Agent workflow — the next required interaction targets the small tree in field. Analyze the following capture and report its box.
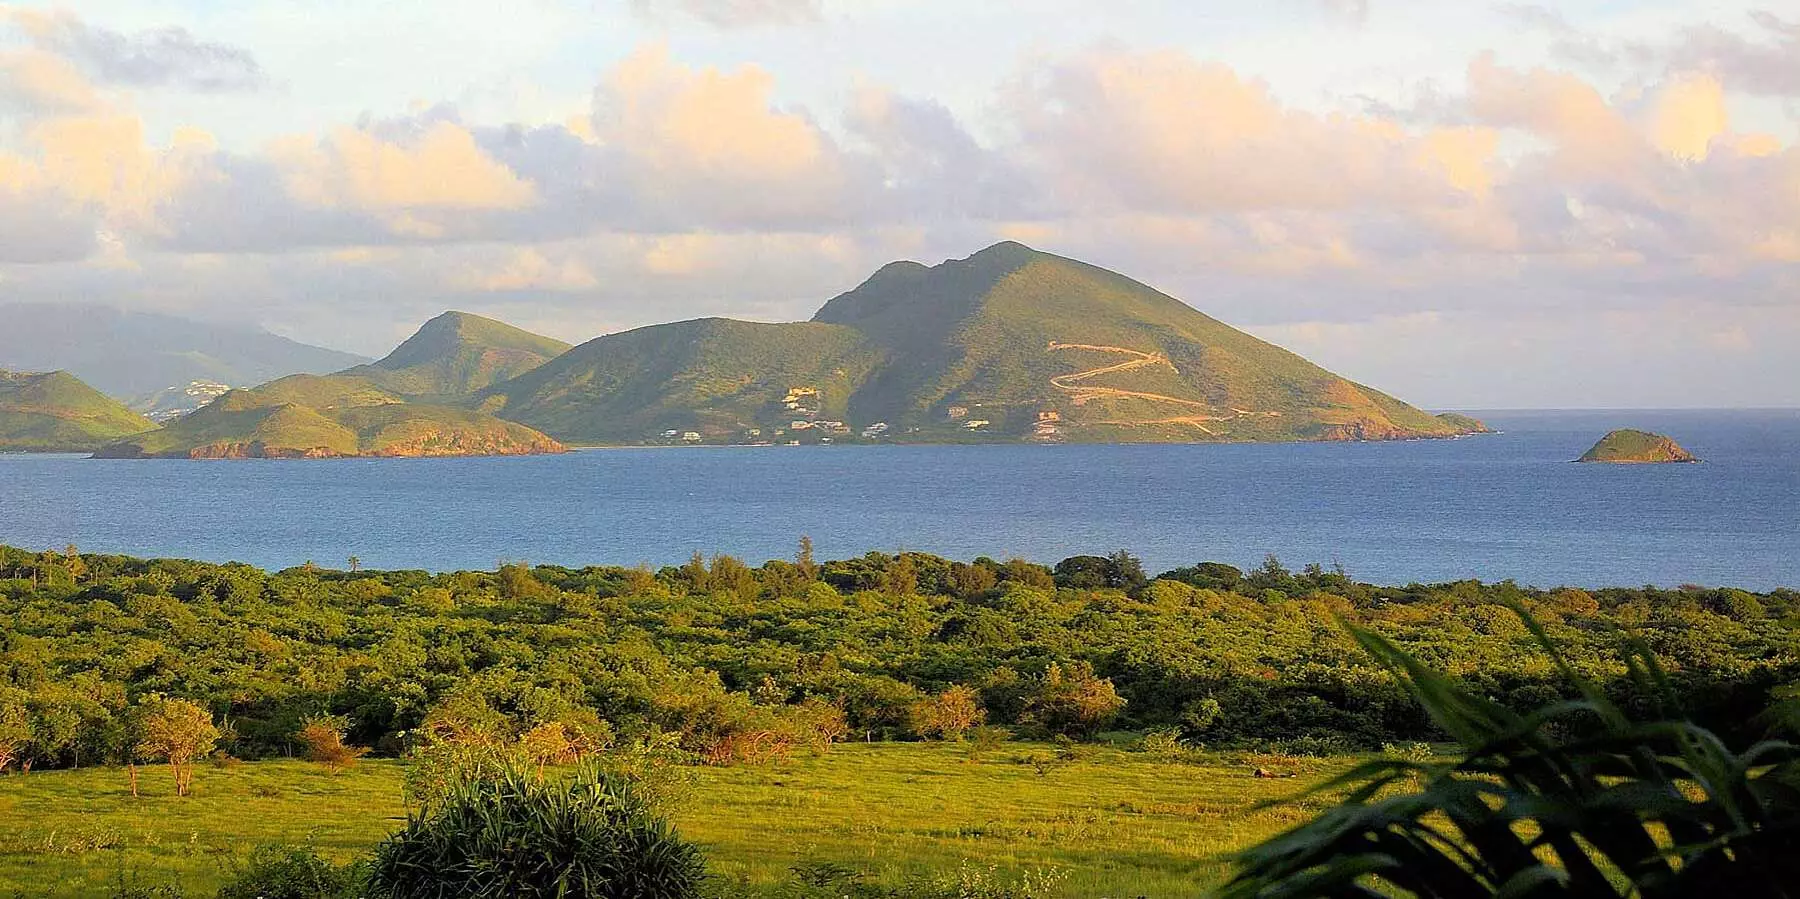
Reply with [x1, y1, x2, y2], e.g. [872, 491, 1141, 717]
[910, 685, 986, 741]
[136, 697, 218, 796]
[1025, 662, 1125, 738]
[298, 715, 370, 774]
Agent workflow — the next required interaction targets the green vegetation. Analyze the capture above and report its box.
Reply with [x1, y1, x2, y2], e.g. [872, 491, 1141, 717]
[369, 763, 704, 898]
[486, 242, 1485, 445]
[1578, 428, 1699, 463]
[1, 544, 1796, 896]
[0, 746, 1349, 897]
[0, 370, 155, 452]
[343, 311, 571, 400]
[487, 318, 882, 444]
[1220, 614, 1800, 897]
[94, 387, 562, 458]
[0, 544, 1792, 768]
[1433, 411, 1490, 433]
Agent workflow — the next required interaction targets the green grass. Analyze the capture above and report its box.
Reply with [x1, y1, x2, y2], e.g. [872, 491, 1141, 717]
[0, 743, 1352, 897]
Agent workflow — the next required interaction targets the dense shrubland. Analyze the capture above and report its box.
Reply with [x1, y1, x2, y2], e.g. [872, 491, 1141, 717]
[1, 543, 1796, 779]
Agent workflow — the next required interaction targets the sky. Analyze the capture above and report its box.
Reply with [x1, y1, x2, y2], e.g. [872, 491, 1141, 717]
[1, 0, 1797, 408]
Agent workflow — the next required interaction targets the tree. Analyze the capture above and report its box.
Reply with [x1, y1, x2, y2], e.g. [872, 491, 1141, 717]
[883, 553, 918, 599]
[708, 554, 758, 601]
[1026, 662, 1125, 738]
[0, 693, 29, 773]
[949, 561, 998, 598]
[910, 685, 986, 741]
[795, 536, 818, 581]
[516, 721, 605, 778]
[1247, 553, 1299, 595]
[136, 697, 219, 796]
[347, 555, 361, 573]
[297, 715, 370, 774]
[1105, 550, 1148, 592]
[1053, 555, 1112, 589]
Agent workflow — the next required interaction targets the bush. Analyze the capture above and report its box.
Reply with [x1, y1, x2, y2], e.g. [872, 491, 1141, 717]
[297, 716, 370, 774]
[1135, 727, 1191, 759]
[368, 763, 706, 899]
[217, 845, 365, 899]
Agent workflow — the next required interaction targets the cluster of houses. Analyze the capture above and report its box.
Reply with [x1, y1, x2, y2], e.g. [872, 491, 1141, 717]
[652, 386, 1068, 445]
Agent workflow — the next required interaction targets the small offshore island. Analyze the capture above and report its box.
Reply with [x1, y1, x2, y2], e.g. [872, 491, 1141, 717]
[1578, 428, 1699, 464]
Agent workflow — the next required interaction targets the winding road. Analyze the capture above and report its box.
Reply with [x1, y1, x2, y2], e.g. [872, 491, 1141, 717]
[1045, 342, 1272, 431]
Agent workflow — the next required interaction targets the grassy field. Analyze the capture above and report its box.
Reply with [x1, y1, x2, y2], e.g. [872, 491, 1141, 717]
[0, 743, 1351, 898]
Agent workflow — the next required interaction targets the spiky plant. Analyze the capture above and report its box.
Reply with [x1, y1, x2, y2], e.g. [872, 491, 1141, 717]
[1218, 608, 1800, 898]
[367, 762, 705, 899]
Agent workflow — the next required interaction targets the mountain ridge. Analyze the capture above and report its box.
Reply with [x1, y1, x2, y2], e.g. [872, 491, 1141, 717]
[486, 242, 1482, 445]
[0, 303, 368, 401]
[94, 313, 568, 459]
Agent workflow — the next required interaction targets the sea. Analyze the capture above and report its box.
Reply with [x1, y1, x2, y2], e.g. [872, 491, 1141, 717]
[1, 410, 1795, 590]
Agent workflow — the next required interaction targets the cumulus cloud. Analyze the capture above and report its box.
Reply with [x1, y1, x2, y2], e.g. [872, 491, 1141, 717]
[0, 7, 1796, 407]
[1502, 6, 1800, 96]
[0, 49, 103, 115]
[274, 122, 537, 219]
[628, 0, 822, 29]
[447, 247, 599, 293]
[2, 7, 266, 92]
[587, 45, 861, 228]
[1005, 48, 1497, 214]
[1643, 11, 1800, 97]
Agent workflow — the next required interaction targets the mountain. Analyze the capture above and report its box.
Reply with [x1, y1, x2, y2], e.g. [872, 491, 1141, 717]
[486, 242, 1484, 445]
[95, 315, 569, 459]
[0, 370, 155, 452]
[340, 311, 571, 399]
[1577, 429, 1698, 464]
[0, 303, 368, 401]
[488, 317, 881, 441]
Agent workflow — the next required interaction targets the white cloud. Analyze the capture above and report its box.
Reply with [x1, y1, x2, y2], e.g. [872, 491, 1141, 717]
[1, 7, 266, 91]
[627, 0, 823, 29]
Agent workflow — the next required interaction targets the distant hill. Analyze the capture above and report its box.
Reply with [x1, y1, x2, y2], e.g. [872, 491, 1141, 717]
[95, 315, 568, 459]
[341, 311, 571, 399]
[1434, 413, 1491, 434]
[0, 303, 368, 401]
[1578, 429, 1698, 464]
[487, 242, 1483, 445]
[0, 370, 155, 452]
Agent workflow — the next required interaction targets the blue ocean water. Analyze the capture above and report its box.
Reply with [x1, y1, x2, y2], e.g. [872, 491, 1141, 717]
[1, 410, 1795, 589]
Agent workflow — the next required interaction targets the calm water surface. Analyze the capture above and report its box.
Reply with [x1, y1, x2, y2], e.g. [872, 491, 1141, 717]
[2, 410, 1795, 588]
